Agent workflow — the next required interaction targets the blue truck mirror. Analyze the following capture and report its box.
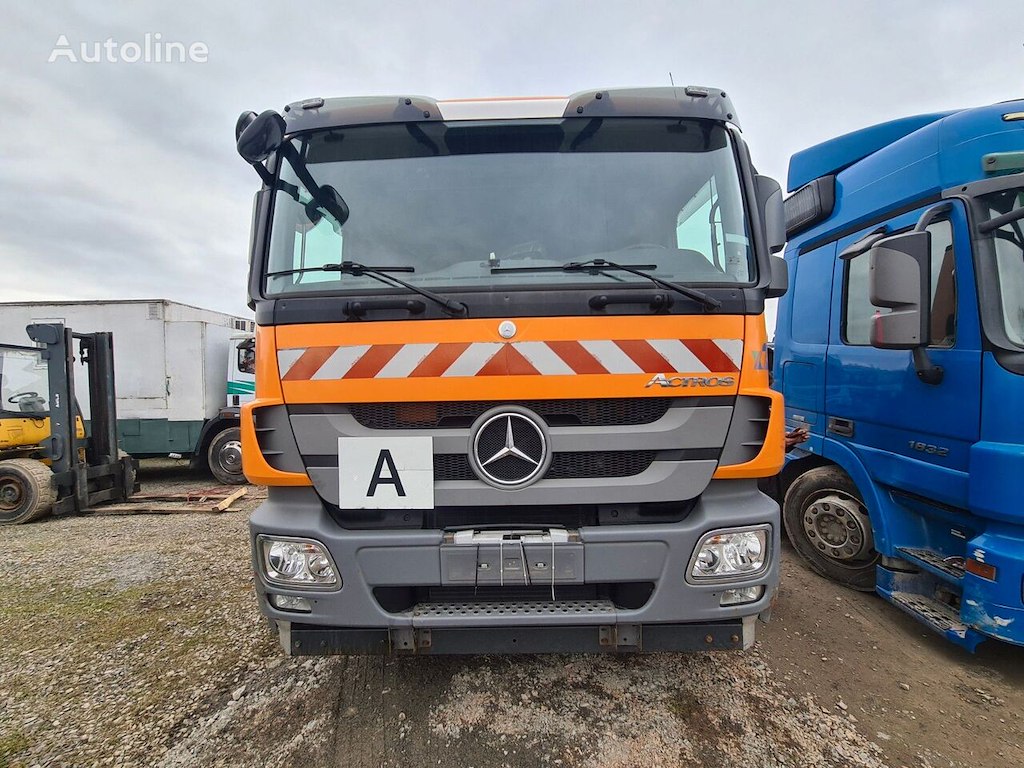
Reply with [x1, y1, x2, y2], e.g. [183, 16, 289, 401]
[755, 175, 786, 253]
[867, 230, 931, 349]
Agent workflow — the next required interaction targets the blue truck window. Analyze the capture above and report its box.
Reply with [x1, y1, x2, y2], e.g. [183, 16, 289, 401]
[842, 219, 956, 347]
[984, 189, 1024, 345]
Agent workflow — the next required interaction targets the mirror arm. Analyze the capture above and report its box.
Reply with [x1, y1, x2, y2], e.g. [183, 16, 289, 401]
[250, 162, 274, 186]
[912, 347, 944, 385]
[914, 202, 953, 233]
[839, 227, 888, 260]
[279, 143, 349, 227]
[280, 143, 321, 198]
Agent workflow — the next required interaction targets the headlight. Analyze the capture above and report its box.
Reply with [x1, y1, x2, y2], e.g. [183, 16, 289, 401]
[259, 537, 339, 588]
[690, 527, 769, 580]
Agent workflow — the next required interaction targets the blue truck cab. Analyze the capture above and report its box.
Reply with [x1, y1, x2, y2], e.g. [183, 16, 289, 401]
[773, 100, 1024, 650]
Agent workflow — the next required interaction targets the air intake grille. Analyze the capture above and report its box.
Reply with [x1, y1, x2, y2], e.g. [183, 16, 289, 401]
[350, 398, 675, 430]
[253, 405, 302, 473]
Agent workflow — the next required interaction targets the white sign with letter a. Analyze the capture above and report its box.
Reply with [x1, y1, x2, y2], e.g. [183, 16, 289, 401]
[338, 437, 434, 509]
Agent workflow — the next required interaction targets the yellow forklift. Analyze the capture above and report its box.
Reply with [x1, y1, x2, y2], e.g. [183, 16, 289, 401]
[0, 323, 137, 524]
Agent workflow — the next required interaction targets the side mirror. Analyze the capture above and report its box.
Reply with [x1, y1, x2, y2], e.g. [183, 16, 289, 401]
[766, 255, 788, 299]
[237, 109, 286, 164]
[755, 175, 786, 254]
[235, 111, 257, 141]
[867, 230, 930, 349]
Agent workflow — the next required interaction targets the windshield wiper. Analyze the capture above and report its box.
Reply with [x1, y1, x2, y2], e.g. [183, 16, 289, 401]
[266, 262, 468, 317]
[492, 258, 721, 310]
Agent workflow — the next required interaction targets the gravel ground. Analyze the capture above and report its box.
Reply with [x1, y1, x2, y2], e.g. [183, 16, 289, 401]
[1, 460, 1020, 767]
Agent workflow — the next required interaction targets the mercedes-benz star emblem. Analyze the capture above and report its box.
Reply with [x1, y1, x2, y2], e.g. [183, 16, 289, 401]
[469, 407, 550, 489]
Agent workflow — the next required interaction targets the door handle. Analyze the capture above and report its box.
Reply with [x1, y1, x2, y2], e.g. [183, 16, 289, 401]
[828, 417, 854, 437]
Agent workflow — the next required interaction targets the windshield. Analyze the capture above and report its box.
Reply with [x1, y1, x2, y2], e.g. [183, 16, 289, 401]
[264, 118, 753, 296]
[981, 187, 1024, 346]
[0, 348, 49, 416]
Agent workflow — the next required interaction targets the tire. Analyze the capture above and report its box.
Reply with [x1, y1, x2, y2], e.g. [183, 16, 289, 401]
[783, 465, 878, 591]
[0, 458, 57, 525]
[208, 427, 246, 485]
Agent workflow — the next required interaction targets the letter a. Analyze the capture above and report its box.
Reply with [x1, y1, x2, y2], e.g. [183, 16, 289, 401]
[367, 449, 406, 497]
[48, 35, 77, 63]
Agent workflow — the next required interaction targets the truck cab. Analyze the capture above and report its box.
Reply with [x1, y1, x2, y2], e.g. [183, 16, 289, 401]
[236, 87, 789, 655]
[774, 101, 1024, 650]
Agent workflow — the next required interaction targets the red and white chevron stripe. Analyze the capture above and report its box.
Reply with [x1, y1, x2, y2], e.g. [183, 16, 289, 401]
[278, 338, 742, 381]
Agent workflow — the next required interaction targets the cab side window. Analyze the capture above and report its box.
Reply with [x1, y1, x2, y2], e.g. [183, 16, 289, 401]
[843, 219, 956, 347]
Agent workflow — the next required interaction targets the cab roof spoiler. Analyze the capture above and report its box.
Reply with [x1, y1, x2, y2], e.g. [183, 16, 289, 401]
[278, 86, 740, 134]
[786, 111, 957, 192]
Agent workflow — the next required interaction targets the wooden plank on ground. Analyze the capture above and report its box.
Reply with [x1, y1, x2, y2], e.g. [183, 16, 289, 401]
[93, 504, 220, 515]
[213, 487, 247, 512]
[90, 485, 251, 516]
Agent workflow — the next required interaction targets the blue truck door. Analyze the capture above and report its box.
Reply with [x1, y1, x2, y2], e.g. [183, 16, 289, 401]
[825, 201, 982, 528]
[775, 241, 835, 455]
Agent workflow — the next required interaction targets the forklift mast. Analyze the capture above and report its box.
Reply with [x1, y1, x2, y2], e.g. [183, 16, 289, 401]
[26, 323, 137, 515]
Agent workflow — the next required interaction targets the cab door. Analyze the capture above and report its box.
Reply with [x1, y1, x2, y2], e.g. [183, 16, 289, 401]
[824, 200, 982, 513]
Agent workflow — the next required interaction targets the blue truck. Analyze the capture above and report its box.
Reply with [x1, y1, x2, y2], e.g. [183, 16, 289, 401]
[772, 100, 1024, 650]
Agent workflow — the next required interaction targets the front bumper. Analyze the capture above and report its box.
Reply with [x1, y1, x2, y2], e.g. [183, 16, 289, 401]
[249, 479, 780, 654]
[279, 617, 756, 655]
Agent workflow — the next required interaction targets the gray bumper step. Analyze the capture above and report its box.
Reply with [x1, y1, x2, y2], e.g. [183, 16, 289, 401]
[408, 598, 616, 626]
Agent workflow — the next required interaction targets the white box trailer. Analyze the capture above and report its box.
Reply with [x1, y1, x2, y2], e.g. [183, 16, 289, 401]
[0, 300, 255, 483]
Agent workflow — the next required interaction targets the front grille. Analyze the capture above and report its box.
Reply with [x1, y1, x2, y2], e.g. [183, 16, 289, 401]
[433, 451, 658, 481]
[549, 450, 658, 479]
[349, 398, 677, 430]
[434, 454, 477, 481]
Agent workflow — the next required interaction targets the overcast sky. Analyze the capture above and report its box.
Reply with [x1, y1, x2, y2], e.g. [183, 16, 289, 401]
[1, 1, 1021, 333]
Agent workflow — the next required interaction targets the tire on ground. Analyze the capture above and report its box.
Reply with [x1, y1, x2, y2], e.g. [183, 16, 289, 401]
[0, 458, 57, 525]
[207, 427, 246, 485]
[783, 465, 878, 592]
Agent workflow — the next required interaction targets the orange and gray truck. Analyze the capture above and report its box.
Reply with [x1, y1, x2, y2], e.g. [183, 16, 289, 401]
[234, 87, 789, 654]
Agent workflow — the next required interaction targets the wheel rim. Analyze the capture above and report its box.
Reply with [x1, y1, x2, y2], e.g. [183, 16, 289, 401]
[0, 476, 26, 511]
[218, 440, 243, 474]
[801, 489, 875, 563]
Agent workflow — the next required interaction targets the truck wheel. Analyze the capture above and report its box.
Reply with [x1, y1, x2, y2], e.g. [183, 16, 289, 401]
[0, 459, 57, 525]
[783, 466, 878, 591]
[208, 427, 246, 485]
